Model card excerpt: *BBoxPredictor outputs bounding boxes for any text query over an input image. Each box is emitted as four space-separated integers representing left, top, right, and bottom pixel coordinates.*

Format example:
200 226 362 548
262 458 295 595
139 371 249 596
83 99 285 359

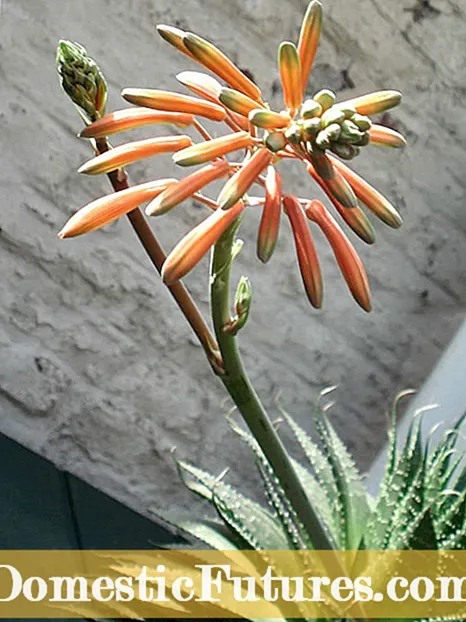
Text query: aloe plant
161 396 466 621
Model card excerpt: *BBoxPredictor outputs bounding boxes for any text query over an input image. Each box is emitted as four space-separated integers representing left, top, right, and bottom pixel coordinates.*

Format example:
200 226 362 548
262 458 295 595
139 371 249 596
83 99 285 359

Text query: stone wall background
0 0 465 519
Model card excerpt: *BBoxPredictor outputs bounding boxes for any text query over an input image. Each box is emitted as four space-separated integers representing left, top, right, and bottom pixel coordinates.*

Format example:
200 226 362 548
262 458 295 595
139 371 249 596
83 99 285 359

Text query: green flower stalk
55 0 409 561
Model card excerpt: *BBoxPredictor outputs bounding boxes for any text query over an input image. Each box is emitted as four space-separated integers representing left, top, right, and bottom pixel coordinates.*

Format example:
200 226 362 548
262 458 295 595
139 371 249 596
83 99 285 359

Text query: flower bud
56 40 107 121
329 155 403 228
301 99 322 119
79 109 195 139
173 131 253 167
297 1 323 96
162 201 245 284
321 107 345 128
249 109 291 130
339 119 364 144
307 163 375 244
219 88 265 117
284 195 323 308
265 131 286 152
122 88 226 122
257 166 282 262
183 33 263 102
58 179 176 238
369 125 407 148
176 71 222 102
224 276 253 335
157 25 196 60
217 149 273 210
302 117 321 140
306 200 371 311
279 41 303 114
339 90 402 116
78 135 192 175
351 113 372 131
147 160 230 216
285 123 304 145
313 89 336 112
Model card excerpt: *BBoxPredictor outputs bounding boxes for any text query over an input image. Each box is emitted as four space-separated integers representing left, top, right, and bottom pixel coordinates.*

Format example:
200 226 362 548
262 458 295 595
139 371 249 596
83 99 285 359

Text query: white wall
0 0 465 517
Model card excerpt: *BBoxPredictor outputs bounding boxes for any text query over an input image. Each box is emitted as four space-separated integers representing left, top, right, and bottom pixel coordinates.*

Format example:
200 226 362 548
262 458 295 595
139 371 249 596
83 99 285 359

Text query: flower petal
78 136 192 175
337 90 402 116
307 163 375 244
329 155 403 228
146 160 230 216
58 179 176 238
369 125 407 148
283 195 323 308
306 199 371 311
183 33 263 103
249 109 291 129
162 200 245 284
278 41 303 114
217 149 273 210
173 131 253 167
79 108 194 139
257 166 282 263
219 88 265 117
297 0 323 96
122 88 226 122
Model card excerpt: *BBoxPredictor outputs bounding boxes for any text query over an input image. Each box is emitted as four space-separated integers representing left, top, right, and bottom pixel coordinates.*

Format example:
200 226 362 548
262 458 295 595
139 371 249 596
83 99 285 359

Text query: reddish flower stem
94 137 223 374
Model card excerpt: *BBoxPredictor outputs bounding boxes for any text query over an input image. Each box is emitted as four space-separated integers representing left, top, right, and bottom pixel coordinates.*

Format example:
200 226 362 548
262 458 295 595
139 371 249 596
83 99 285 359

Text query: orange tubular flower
182 33 263 103
146 160 230 216
279 42 303 115
310 152 358 209
249 109 291 130
369 125 407 148
162 201 245 285
60 0 406 307
297 0 322 96
306 200 371 312
338 90 402 116
176 71 222 102
176 72 249 131
329 156 403 228
122 89 226 122
283 195 322 309
79 108 194 138
307 163 375 244
173 131 253 167
217 149 273 210
78 136 192 175
219 88 265 118
156 25 197 60
257 166 283 263
58 179 176 238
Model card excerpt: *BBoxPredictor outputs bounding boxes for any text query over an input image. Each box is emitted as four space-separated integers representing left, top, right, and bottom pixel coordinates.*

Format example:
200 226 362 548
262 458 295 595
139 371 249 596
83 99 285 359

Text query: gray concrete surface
0 0 465 518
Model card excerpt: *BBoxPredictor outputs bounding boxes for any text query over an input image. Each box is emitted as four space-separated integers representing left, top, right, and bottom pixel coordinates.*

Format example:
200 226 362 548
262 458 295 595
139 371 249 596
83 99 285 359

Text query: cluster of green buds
285 89 373 161
56 40 107 122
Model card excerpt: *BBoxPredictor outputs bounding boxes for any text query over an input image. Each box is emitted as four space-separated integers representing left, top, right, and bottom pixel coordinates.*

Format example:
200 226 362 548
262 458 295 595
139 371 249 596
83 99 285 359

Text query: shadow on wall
0 433 189 550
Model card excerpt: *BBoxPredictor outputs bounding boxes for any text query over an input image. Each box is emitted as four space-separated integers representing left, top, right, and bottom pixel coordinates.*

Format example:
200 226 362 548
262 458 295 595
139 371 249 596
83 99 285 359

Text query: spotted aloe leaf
176 459 289 550
315 410 373 550
227 418 320 550
364 406 424 549
282 410 344 546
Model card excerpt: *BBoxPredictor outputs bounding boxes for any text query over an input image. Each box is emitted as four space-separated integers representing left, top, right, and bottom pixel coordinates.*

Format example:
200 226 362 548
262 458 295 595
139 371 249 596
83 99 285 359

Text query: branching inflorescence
58 1 405 313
